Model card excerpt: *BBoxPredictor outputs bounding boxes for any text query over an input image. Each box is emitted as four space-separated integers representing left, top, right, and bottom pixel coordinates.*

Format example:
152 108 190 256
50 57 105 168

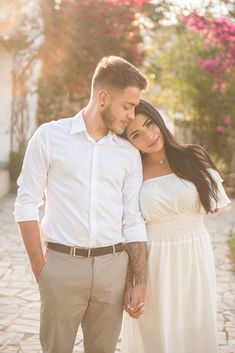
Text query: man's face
100 86 141 135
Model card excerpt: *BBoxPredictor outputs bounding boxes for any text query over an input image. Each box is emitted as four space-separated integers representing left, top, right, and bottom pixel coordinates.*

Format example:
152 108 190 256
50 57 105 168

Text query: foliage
38 0 169 123
3 0 44 181
185 12 235 171
9 151 25 182
144 12 235 171
185 13 235 95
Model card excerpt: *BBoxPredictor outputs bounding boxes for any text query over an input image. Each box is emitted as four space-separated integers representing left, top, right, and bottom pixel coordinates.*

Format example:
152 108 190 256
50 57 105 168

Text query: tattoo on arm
125 263 134 289
125 242 147 285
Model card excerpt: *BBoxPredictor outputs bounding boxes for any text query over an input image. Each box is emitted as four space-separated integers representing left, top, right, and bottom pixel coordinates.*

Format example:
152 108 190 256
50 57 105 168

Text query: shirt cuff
14 203 40 222
123 222 147 243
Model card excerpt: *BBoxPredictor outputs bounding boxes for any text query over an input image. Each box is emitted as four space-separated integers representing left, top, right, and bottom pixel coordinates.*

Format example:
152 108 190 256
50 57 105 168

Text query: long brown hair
135 99 219 213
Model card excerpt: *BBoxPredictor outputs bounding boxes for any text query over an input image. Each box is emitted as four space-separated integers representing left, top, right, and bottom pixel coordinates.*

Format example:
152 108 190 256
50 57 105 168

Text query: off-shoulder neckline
143 173 175 183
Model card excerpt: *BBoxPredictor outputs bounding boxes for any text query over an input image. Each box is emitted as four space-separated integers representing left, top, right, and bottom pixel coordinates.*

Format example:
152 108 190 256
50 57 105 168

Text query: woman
121 100 230 353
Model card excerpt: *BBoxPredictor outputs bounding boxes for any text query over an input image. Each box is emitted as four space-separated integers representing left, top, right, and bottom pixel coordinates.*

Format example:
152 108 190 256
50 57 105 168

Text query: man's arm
125 262 134 291
125 242 147 286
123 262 133 312
124 260 145 319
124 242 147 316
19 221 45 282
122 151 148 316
14 124 50 281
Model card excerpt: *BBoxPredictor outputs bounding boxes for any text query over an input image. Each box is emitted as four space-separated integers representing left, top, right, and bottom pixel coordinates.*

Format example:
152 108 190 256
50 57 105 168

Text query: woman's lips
147 135 159 148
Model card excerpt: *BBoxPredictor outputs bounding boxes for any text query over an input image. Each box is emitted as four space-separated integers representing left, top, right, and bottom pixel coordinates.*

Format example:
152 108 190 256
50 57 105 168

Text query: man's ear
98 89 110 108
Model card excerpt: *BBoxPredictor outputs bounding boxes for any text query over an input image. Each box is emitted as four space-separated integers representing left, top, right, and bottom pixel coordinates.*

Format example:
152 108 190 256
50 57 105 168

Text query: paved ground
0 194 235 353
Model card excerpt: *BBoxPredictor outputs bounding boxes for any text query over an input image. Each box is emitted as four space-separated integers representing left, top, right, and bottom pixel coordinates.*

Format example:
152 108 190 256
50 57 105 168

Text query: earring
101 103 104 107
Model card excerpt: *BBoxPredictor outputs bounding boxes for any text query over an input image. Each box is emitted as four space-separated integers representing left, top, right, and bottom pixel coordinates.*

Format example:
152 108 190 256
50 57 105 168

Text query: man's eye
124 104 134 110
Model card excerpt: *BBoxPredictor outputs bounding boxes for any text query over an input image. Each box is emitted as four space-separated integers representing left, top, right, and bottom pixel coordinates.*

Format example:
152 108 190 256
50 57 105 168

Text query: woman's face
126 113 165 154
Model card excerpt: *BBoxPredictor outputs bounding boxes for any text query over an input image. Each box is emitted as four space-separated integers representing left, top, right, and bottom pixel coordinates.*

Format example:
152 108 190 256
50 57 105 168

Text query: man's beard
100 106 124 135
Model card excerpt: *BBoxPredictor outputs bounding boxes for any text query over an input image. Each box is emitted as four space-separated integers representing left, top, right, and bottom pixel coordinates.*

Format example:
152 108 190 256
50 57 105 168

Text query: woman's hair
135 99 219 213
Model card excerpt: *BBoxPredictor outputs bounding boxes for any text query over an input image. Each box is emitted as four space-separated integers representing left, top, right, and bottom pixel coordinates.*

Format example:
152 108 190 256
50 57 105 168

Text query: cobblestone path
0 195 234 353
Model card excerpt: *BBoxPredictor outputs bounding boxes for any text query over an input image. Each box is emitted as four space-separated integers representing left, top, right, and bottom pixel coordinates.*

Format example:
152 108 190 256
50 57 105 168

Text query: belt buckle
70 246 91 257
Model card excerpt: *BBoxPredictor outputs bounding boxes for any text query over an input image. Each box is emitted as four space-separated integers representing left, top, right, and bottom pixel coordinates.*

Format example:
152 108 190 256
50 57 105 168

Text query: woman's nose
145 131 155 141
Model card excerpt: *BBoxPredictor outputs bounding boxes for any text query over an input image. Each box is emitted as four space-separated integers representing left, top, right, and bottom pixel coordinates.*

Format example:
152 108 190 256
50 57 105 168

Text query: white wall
0 47 12 162
0 47 12 197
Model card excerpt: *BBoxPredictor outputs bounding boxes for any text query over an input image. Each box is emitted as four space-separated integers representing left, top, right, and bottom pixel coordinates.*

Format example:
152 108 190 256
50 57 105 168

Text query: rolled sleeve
122 151 147 243
14 124 50 222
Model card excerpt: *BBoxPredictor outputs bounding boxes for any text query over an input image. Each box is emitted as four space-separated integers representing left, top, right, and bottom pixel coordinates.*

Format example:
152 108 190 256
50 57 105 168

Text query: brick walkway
0 194 234 353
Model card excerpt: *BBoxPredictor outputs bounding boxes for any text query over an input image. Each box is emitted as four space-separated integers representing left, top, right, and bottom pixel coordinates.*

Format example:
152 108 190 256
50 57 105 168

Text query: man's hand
124 284 146 319
129 283 146 308
33 246 48 282
18 221 45 283
33 259 45 283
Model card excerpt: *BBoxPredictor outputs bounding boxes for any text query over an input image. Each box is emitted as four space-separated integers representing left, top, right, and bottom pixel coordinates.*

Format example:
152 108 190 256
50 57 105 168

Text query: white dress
121 169 230 353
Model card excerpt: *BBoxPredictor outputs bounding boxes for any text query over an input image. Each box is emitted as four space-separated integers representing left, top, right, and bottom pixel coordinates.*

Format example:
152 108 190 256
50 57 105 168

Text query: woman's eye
132 133 140 140
146 119 153 127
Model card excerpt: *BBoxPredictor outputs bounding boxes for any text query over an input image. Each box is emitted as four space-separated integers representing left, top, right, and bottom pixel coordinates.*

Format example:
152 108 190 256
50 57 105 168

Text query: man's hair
92 56 148 92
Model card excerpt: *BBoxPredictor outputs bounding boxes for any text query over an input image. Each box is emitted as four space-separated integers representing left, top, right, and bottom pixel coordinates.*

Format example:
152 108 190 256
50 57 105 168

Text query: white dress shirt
14 109 147 247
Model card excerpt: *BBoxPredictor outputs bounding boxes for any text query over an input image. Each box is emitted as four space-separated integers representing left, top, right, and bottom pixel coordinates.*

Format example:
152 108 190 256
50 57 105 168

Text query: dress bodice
140 169 230 224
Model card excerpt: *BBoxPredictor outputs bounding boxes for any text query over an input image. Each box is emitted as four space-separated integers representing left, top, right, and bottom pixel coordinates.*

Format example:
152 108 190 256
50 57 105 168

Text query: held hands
124 284 146 319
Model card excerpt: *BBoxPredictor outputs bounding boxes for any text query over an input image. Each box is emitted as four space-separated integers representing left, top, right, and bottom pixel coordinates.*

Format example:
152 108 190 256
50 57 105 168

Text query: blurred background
0 0 235 198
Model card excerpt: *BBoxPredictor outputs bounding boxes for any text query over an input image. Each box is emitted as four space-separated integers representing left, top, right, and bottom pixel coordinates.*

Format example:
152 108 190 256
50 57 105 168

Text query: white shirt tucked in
14 109 147 247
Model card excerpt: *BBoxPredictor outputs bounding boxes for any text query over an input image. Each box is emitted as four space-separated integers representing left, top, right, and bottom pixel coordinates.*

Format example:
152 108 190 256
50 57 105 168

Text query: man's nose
127 108 135 120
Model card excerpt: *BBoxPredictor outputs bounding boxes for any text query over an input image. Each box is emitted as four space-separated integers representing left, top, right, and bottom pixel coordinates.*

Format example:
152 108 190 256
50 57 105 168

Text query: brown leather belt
47 242 124 257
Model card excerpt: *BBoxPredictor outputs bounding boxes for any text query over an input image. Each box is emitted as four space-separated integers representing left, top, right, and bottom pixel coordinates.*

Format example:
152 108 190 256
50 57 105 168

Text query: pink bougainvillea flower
224 115 233 126
198 58 219 70
216 126 227 133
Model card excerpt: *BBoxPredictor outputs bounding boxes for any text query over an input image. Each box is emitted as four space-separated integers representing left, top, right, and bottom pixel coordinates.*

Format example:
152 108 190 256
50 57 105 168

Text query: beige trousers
38 248 128 353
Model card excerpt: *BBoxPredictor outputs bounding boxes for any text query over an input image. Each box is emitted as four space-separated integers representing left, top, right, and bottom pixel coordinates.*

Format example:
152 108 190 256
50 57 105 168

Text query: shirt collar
70 109 87 135
70 108 119 144
107 130 119 144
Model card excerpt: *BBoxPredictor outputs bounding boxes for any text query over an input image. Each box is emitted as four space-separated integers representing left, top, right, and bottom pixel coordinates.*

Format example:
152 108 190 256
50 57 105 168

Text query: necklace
143 155 166 166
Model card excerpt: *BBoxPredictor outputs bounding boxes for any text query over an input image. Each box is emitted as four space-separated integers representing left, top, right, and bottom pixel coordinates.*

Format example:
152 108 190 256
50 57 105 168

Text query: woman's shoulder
207 168 224 182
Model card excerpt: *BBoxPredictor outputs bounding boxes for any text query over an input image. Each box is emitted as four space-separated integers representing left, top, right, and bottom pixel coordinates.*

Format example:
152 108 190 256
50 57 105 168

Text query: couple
14 56 230 353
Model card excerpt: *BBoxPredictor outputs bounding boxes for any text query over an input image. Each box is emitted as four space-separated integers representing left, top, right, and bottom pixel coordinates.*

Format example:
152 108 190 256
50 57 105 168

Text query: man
14 56 148 353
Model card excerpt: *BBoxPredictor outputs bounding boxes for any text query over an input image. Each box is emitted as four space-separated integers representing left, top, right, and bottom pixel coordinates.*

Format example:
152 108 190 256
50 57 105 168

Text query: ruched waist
145 213 207 242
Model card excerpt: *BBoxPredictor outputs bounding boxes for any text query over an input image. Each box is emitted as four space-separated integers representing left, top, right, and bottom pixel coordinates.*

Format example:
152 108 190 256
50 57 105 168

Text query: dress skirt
121 213 218 353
